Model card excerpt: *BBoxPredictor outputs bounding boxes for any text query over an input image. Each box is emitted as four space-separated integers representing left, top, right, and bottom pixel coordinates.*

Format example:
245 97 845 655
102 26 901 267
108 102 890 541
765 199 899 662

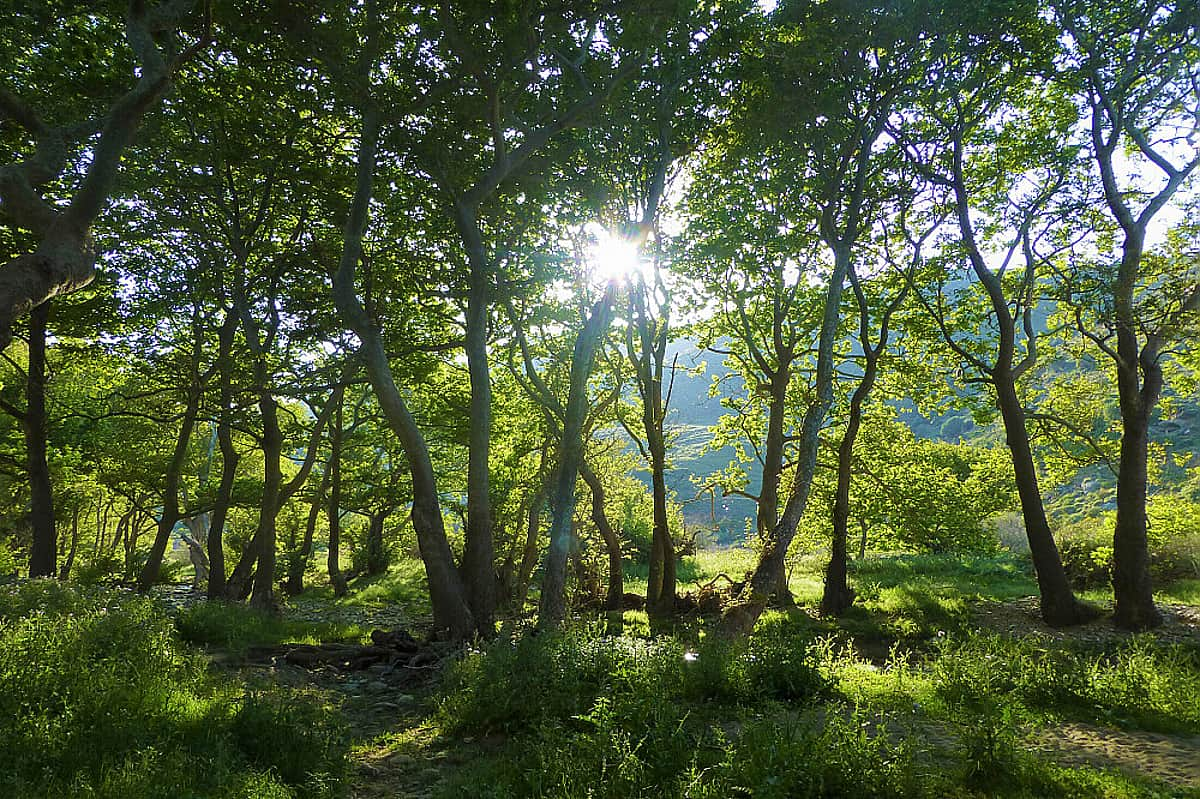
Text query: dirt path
1035 723 1200 791
972 596 1200 791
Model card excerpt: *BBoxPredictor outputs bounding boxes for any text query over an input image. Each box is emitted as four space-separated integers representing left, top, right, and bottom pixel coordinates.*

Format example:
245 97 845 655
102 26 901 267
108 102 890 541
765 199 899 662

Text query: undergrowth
0 581 348 799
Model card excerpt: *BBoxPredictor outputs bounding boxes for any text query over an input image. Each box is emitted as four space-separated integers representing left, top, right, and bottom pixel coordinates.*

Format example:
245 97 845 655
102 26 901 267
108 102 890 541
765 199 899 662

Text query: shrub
0 539 17 580
698 712 922 799
231 691 349 794
175 600 363 654
1057 496 1200 588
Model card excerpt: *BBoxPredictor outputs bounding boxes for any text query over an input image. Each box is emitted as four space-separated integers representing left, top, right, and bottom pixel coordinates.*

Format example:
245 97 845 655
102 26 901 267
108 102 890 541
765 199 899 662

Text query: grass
5 550 1198 799
299 559 432 615
433 549 1200 798
175 600 369 655
0 580 349 799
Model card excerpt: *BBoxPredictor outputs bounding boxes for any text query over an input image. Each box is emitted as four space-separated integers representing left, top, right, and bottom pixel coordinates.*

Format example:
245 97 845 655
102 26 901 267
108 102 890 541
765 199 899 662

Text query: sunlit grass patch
175 600 368 655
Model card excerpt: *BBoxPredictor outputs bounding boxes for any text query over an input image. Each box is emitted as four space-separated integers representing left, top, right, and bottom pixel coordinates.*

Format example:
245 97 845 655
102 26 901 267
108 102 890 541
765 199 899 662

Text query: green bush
175 599 363 654
231 691 349 793
72 552 126 585
1057 496 1200 588
0 539 17 580
0 581 348 799
696 713 922 799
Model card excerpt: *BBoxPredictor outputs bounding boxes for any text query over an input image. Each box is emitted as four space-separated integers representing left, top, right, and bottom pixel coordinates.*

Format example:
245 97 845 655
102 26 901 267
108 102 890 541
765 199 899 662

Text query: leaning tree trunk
0 2 205 349
59 503 82 580
994 376 1092 626
821 379 870 616
136 382 201 591
331 101 474 640
286 465 330 595
580 459 622 611
720 246 851 638
513 482 547 611
25 302 55 578
538 287 616 627
945 131 1091 629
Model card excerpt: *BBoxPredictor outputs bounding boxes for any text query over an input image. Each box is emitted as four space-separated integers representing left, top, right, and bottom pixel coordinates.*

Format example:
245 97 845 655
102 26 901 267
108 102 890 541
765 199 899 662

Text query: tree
0 1 206 346
1052 0 1200 629
719 0 929 636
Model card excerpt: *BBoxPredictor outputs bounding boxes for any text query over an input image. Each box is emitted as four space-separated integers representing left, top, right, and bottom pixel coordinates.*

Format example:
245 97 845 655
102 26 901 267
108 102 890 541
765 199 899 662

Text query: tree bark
331 102 474 640
59 502 82 580
286 465 330 595
25 302 55 578
455 204 497 635
136 377 201 591
206 311 239 598
580 459 623 611
822 377 868 617
721 246 851 637
0 2 205 346
513 480 547 611
538 287 616 627
327 391 347 597
942 128 1090 628
248 394 283 609
365 509 390 576
1111 238 1163 629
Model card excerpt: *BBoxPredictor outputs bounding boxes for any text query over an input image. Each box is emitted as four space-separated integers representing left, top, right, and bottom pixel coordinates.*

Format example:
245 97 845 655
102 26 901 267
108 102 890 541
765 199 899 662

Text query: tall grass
0 581 348 799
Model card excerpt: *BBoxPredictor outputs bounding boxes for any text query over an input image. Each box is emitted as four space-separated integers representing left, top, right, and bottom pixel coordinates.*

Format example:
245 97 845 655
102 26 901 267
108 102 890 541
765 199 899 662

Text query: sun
584 224 645 286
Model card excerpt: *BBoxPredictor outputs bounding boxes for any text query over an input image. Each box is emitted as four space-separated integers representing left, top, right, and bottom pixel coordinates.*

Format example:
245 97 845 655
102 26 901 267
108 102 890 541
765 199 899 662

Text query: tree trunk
180 513 209 589
538 288 616 627
821 384 867 617
457 205 497 635
59 502 81 580
759 370 794 604
332 102 474 640
365 510 390 576
721 246 851 637
647 446 676 615
580 459 622 611
327 394 347 597
25 302 55 578
248 394 283 609
0 0 203 350
286 466 329 595
514 482 546 611
206 313 239 598
945 132 1090 628
1112 407 1160 628
1110 235 1163 629
136 381 201 591
995 376 1092 625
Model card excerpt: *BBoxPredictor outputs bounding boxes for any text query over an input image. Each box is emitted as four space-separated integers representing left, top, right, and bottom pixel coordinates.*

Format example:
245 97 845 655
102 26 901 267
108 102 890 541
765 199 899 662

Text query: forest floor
176 551 1200 799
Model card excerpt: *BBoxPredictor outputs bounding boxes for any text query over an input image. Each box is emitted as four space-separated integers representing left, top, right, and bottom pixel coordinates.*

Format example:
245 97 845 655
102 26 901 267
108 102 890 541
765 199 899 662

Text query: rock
367 680 390 693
